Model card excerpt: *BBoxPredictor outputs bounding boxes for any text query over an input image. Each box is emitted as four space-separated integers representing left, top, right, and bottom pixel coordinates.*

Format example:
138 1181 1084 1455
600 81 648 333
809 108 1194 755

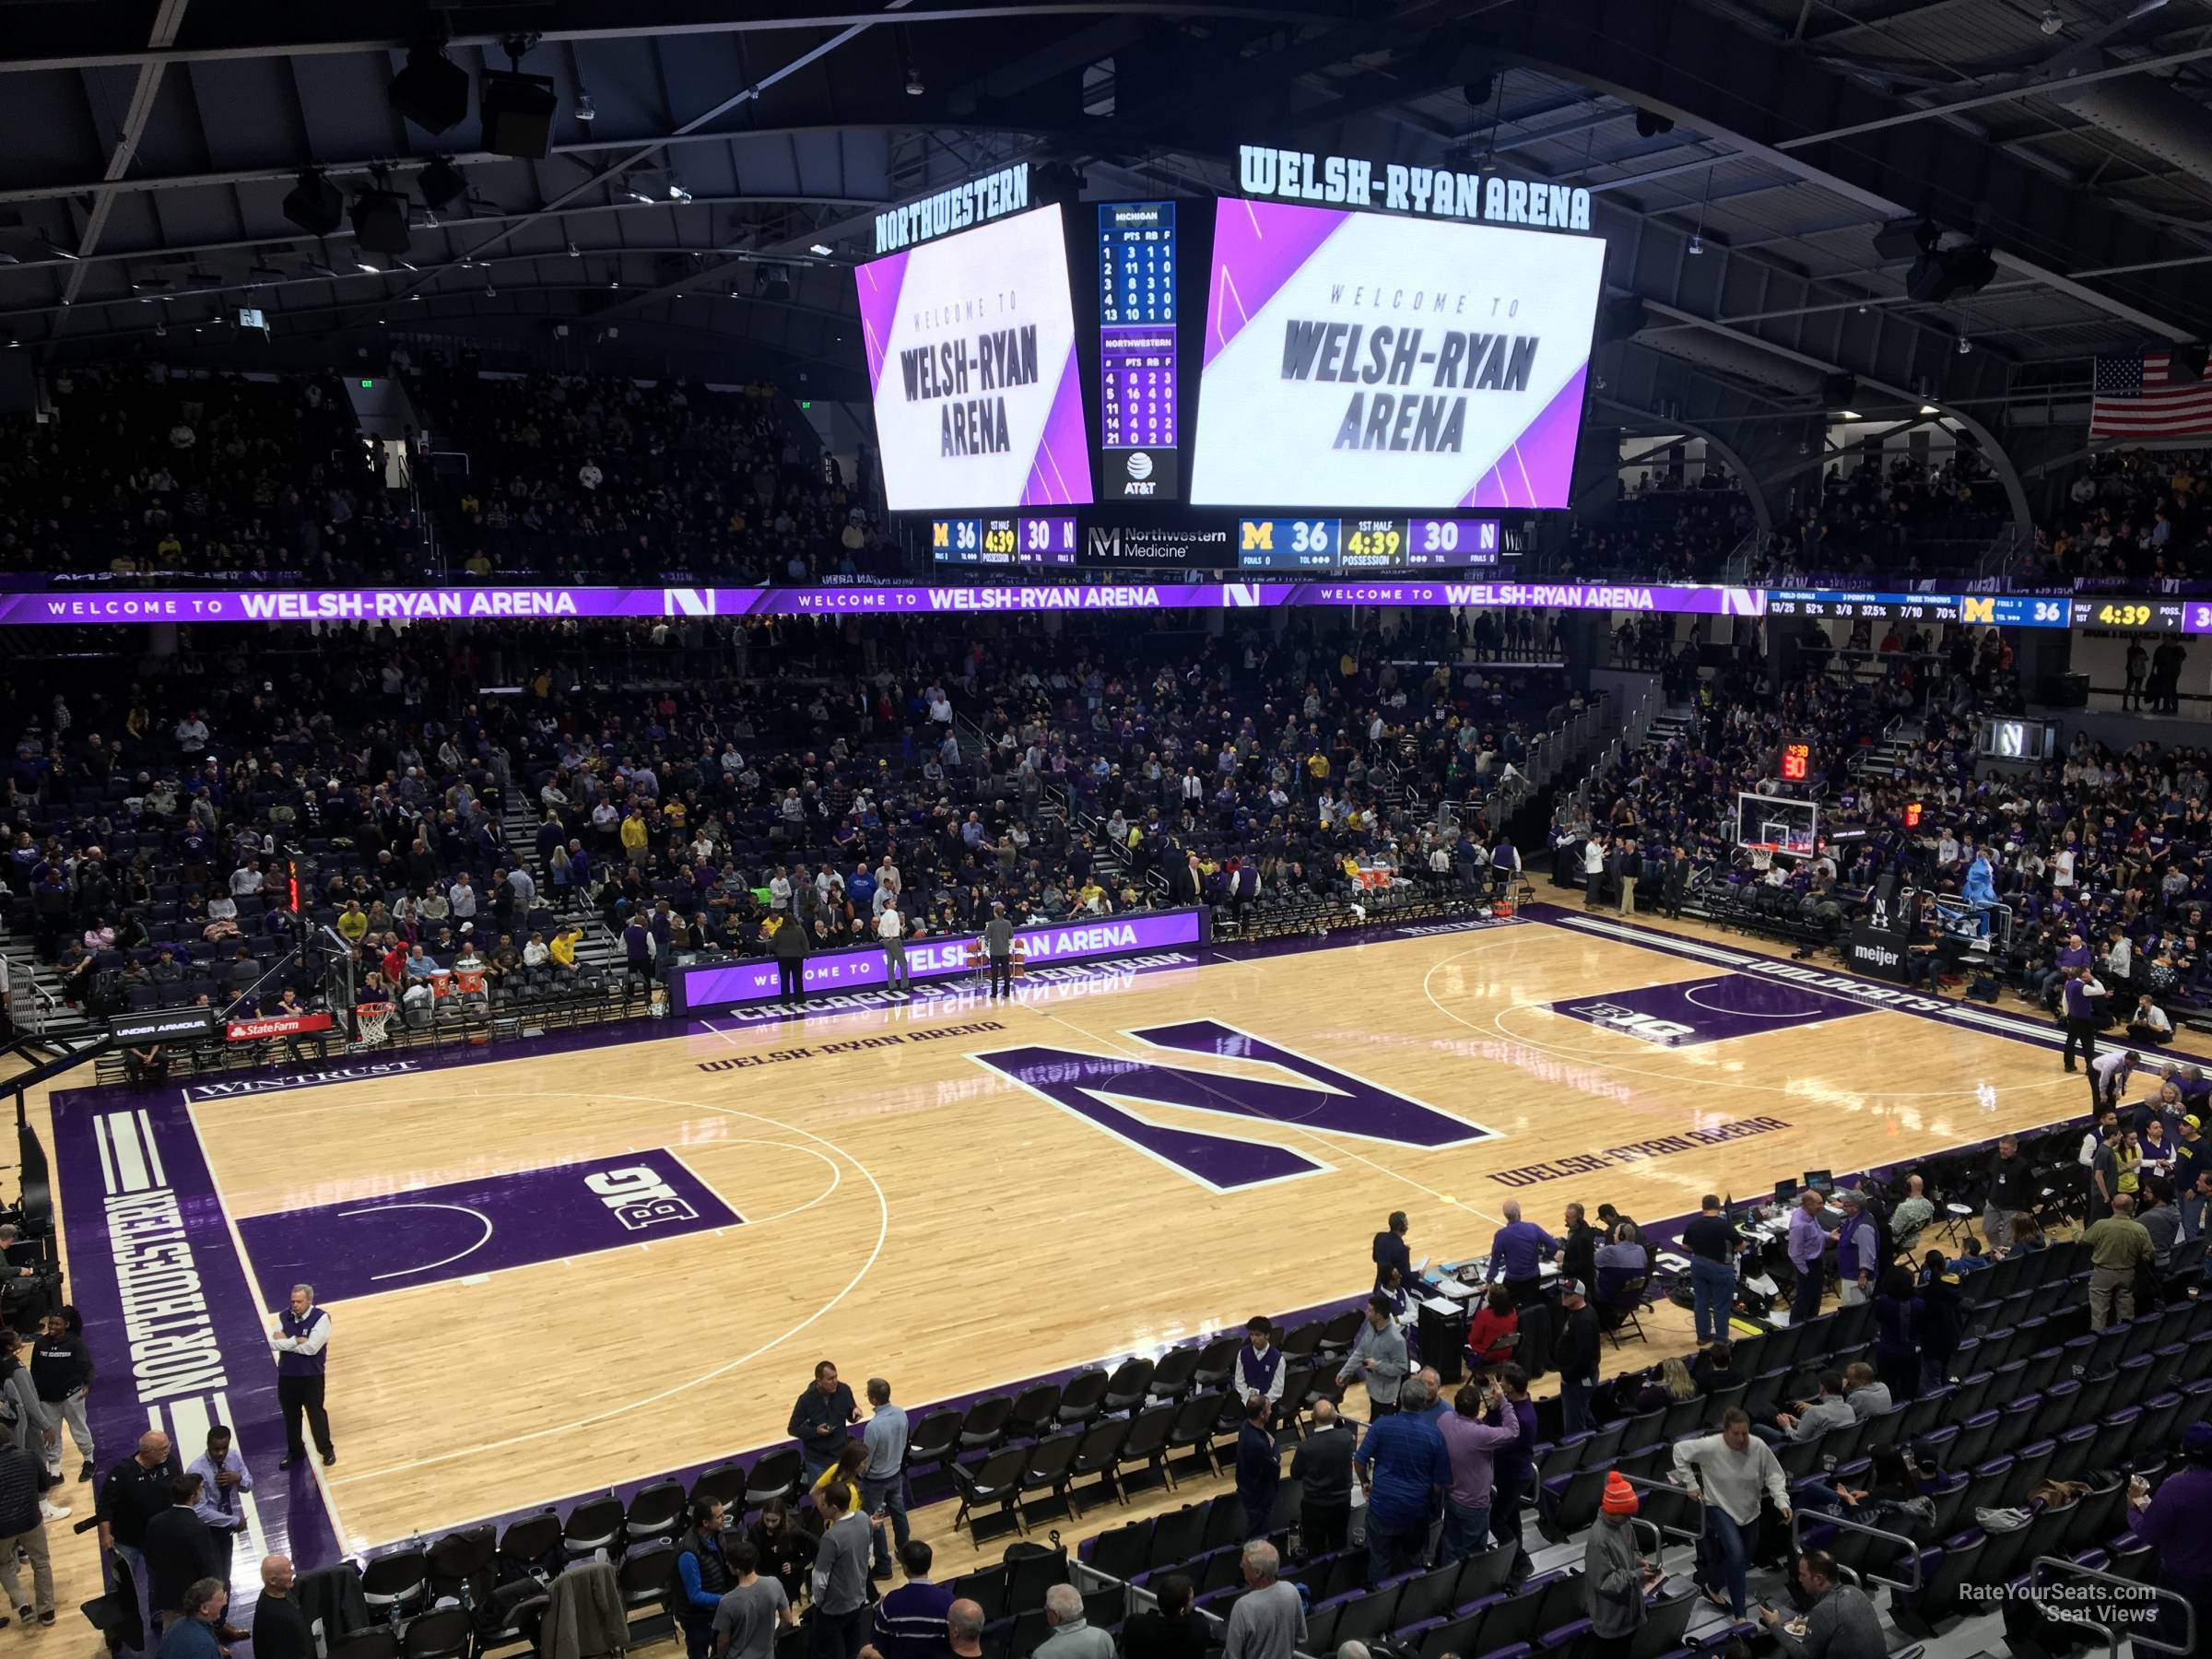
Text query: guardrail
1722 527 1762 585
1788 1507 1924 1592
1621 1472 1706 1547
2028 1555 2193 1658
5 954 57 1039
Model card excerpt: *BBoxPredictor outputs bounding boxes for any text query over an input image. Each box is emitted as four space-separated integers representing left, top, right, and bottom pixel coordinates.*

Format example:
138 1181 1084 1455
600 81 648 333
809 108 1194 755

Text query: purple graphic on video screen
234 1150 738 1309
973 1018 1493 1191
673 908 1205 1015
1544 974 1869 1048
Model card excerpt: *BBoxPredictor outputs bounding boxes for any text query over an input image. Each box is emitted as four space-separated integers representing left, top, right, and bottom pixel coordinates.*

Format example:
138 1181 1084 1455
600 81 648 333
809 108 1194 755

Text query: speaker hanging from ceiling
389 40 470 134
1905 241 1996 305
480 71 558 158
417 158 466 212
350 188 412 256
282 170 346 237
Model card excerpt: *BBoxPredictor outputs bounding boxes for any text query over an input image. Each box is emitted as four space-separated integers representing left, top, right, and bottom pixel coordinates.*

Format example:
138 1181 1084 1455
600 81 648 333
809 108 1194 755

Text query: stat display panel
1097 202 1181 501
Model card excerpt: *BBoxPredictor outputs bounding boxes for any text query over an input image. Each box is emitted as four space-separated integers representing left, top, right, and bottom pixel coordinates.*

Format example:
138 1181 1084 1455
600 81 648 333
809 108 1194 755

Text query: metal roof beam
1485 0 2204 341
52 0 192 335
0 2 1359 76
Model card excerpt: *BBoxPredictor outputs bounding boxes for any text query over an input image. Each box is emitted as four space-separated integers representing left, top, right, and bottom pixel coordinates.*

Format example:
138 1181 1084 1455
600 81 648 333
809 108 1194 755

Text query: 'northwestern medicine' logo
971 1019 1495 1190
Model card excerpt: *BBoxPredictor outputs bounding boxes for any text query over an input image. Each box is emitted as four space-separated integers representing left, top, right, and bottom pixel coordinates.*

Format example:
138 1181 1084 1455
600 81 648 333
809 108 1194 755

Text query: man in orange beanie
1583 1470 1662 1639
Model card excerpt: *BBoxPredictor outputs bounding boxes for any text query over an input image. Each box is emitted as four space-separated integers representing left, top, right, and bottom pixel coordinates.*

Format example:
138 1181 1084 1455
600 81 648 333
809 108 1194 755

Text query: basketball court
29 900 2141 1601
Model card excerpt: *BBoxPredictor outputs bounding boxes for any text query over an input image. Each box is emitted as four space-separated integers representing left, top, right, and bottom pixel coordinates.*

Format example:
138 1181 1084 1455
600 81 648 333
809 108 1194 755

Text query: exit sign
359 379 374 388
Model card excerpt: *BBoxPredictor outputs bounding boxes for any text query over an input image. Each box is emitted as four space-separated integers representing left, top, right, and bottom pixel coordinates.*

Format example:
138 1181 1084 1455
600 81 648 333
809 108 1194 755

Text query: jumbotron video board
1188 199 1606 510
863 147 1606 561
855 200 1093 512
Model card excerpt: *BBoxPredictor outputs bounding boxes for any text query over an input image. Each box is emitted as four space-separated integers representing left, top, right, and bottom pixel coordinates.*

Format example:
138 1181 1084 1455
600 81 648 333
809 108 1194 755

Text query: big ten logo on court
971 1018 1495 1192
1561 1000 1695 1044
584 1165 700 1231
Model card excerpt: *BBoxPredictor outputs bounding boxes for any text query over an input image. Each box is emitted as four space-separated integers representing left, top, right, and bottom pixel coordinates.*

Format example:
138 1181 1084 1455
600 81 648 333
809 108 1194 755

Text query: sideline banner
226 1010 334 1042
672 908 1208 1017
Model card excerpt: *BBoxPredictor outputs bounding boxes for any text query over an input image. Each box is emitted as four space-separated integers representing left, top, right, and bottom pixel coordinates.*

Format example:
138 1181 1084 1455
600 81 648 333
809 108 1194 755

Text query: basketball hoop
1746 841 1779 872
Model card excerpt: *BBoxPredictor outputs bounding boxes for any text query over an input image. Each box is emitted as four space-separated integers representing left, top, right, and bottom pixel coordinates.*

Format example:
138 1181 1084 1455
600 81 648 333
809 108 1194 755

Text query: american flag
2090 351 2212 439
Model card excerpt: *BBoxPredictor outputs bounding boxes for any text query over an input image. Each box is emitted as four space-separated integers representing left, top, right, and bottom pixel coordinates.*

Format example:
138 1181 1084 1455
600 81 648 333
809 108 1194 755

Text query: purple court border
46 900 2131 1573
46 1095 342 1600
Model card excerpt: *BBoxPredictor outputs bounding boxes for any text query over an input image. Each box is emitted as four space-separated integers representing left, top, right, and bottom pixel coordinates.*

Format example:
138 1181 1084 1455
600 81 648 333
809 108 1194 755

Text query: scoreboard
2067 597 2193 633
1097 202 1180 501
929 514 1081 567
1236 515 1503 571
1778 741 1811 784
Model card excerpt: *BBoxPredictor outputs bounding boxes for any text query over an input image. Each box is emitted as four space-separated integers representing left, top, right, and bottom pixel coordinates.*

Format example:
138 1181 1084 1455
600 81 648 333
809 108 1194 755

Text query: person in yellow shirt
335 901 370 945
549 927 579 970
619 808 650 866
808 1439 867 1522
1307 752 1331 786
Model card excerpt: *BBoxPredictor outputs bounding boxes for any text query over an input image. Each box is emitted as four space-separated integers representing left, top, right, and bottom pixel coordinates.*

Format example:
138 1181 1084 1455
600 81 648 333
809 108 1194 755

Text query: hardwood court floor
14 904 2166 1629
